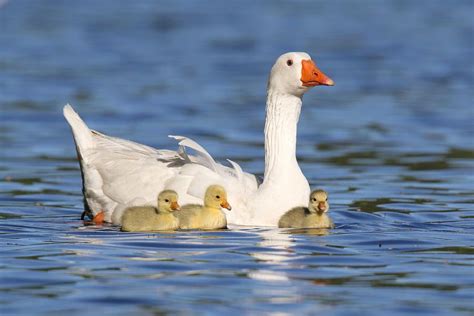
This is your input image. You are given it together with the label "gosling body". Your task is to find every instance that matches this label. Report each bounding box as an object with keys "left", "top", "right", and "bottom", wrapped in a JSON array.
[
  {"left": 121, "top": 190, "right": 180, "bottom": 232},
  {"left": 177, "top": 185, "right": 232, "bottom": 230},
  {"left": 278, "top": 189, "right": 333, "bottom": 229}
]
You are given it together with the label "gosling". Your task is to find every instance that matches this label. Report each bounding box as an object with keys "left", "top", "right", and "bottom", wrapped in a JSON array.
[
  {"left": 177, "top": 185, "right": 232, "bottom": 230},
  {"left": 278, "top": 189, "right": 334, "bottom": 229},
  {"left": 121, "top": 190, "right": 180, "bottom": 232}
]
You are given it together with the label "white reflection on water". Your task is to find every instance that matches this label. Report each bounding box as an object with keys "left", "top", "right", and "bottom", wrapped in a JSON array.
[{"left": 247, "top": 229, "right": 294, "bottom": 281}]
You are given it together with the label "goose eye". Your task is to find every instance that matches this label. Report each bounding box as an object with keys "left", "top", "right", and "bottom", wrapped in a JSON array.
[
  {"left": 164, "top": 199, "right": 169, "bottom": 203},
  {"left": 326, "top": 198, "right": 328, "bottom": 201},
  {"left": 286, "top": 59, "right": 293, "bottom": 66},
  {"left": 215, "top": 195, "right": 220, "bottom": 199}
]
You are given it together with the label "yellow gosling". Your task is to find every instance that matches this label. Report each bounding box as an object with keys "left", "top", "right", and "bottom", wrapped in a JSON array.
[
  {"left": 177, "top": 185, "right": 231, "bottom": 230},
  {"left": 121, "top": 190, "right": 180, "bottom": 232},
  {"left": 278, "top": 189, "right": 333, "bottom": 229}
]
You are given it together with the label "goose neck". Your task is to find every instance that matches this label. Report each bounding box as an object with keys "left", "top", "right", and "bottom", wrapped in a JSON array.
[{"left": 263, "top": 90, "right": 302, "bottom": 180}]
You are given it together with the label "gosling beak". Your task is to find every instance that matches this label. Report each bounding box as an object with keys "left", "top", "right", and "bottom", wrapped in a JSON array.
[
  {"left": 317, "top": 202, "right": 327, "bottom": 213},
  {"left": 301, "top": 59, "right": 334, "bottom": 87},
  {"left": 220, "top": 200, "right": 232, "bottom": 211},
  {"left": 171, "top": 201, "right": 180, "bottom": 211}
]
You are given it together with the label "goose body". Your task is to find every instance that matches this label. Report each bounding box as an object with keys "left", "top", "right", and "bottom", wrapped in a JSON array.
[{"left": 64, "top": 52, "right": 334, "bottom": 226}]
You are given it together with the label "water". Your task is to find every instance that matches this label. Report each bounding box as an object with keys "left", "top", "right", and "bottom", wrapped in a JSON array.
[{"left": 1, "top": 1, "right": 473, "bottom": 315}]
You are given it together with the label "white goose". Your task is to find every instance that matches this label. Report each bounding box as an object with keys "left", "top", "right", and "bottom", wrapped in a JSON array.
[{"left": 64, "top": 52, "right": 334, "bottom": 226}]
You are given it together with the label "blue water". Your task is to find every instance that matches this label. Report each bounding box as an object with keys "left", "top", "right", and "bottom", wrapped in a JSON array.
[{"left": 1, "top": 1, "right": 473, "bottom": 315}]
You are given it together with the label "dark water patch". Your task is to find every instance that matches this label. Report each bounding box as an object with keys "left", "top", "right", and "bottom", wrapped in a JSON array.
[
  {"left": 36, "top": 155, "right": 80, "bottom": 162},
  {"left": 4, "top": 189, "right": 78, "bottom": 197},
  {"left": 372, "top": 281, "right": 459, "bottom": 291},
  {"left": 151, "top": 13, "right": 185, "bottom": 33},
  {"left": 320, "top": 149, "right": 473, "bottom": 172},
  {"left": 403, "top": 160, "right": 451, "bottom": 171},
  {"left": 1, "top": 177, "right": 44, "bottom": 186},
  {"left": 0, "top": 212, "right": 22, "bottom": 220},
  {"left": 350, "top": 198, "right": 405, "bottom": 213},
  {"left": 292, "top": 244, "right": 356, "bottom": 255},
  {"left": 400, "top": 175, "right": 444, "bottom": 183},
  {"left": 2, "top": 100, "right": 46, "bottom": 111},
  {"left": 446, "top": 148, "right": 474, "bottom": 159},
  {"left": 405, "top": 246, "right": 474, "bottom": 255}
]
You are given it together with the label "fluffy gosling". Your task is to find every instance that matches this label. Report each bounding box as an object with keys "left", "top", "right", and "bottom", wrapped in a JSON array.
[
  {"left": 121, "top": 190, "right": 180, "bottom": 232},
  {"left": 177, "top": 185, "right": 231, "bottom": 230},
  {"left": 278, "top": 189, "right": 333, "bottom": 229}
]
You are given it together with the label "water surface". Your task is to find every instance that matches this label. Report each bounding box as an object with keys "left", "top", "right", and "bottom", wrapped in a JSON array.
[{"left": 1, "top": 1, "right": 473, "bottom": 315}]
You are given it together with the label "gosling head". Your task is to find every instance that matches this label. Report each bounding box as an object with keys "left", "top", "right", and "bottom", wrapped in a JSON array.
[
  {"left": 204, "top": 185, "right": 232, "bottom": 211},
  {"left": 268, "top": 52, "right": 334, "bottom": 97},
  {"left": 157, "top": 190, "right": 180, "bottom": 214},
  {"left": 309, "top": 189, "right": 329, "bottom": 215}
]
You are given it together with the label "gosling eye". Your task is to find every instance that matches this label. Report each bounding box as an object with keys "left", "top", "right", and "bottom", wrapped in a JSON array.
[
  {"left": 326, "top": 198, "right": 328, "bottom": 201},
  {"left": 164, "top": 199, "right": 169, "bottom": 203},
  {"left": 312, "top": 198, "right": 316, "bottom": 202},
  {"left": 286, "top": 59, "right": 293, "bottom": 66},
  {"left": 215, "top": 195, "right": 220, "bottom": 199}
]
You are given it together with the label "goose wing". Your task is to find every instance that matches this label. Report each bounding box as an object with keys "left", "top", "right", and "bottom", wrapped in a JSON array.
[{"left": 64, "top": 104, "right": 258, "bottom": 224}]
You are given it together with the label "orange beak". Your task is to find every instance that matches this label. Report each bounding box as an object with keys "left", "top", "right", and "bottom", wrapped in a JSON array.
[
  {"left": 220, "top": 200, "right": 232, "bottom": 211},
  {"left": 317, "top": 202, "right": 327, "bottom": 213},
  {"left": 301, "top": 59, "right": 334, "bottom": 87},
  {"left": 171, "top": 201, "right": 180, "bottom": 211}
]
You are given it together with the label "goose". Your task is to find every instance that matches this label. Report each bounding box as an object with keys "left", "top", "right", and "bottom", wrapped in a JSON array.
[
  {"left": 63, "top": 52, "right": 334, "bottom": 226},
  {"left": 177, "top": 185, "right": 231, "bottom": 230},
  {"left": 278, "top": 189, "right": 333, "bottom": 228},
  {"left": 121, "top": 190, "right": 180, "bottom": 232}
]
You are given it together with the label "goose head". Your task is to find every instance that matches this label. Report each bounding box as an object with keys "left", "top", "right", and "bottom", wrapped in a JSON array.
[
  {"left": 204, "top": 185, "right": 232, "bottom": 211},
  {"left": 309, "top": 189, "right": 329, "bottom": 214},
  {"left": 268, "top": 52, "right": 334, "bottom": 97},
  {"left": 157, "top": 190, "right": 180, "bottom": 213}
]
